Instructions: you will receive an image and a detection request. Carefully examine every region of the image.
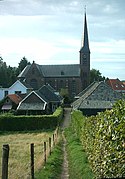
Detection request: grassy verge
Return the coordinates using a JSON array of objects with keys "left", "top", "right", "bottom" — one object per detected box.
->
[
  {"left": 35, "top": 139, "right": 63, "bottom": 179},
  {"left": 65, "top": 127, "right": 95, "bottom": 179}
]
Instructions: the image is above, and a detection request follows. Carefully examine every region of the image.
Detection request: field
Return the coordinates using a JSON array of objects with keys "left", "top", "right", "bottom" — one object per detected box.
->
[{"left": 0, "top": 130, "right": 54, "bottom": 179}]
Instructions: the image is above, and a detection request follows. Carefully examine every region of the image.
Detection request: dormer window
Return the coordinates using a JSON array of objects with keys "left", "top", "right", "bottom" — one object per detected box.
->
[
  {"left": 61, "top": 71, "right": 64, "bottom": 75},
  {"left": 115, "top": 84, "right": 118, "bottom": 88}
]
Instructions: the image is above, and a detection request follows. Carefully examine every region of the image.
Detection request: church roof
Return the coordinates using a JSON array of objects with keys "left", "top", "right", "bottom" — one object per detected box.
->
[
  {"left": 18, "top": 64, "right": 80, "bottom": 78},
  {"left": 38, "top": 64, "right": 80, "bottom": 77}
]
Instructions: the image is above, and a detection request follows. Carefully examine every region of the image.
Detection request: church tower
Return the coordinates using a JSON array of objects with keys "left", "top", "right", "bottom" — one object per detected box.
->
[{"left": 80, "top": 10, "right": 90, "bottom": 89}]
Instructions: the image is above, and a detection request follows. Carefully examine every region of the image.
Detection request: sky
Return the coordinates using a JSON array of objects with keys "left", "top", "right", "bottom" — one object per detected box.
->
[{"left": 0, "top": 0, "right": 125, "bottom": 80}]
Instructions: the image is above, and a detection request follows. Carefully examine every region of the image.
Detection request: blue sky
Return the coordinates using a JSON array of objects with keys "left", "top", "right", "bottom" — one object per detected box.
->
[{"left": 0, "top": 0, "right": 125, "bottom": 80}]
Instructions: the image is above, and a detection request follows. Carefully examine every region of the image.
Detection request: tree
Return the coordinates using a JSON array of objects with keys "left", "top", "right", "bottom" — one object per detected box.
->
[
  {"left": 60, "top": 88, "right": 72, "bottom": 104},
  {"left": 90, "top": 68, "right": 105, "bottom": 83},
  {"left": 18, "top": 56, "right": 31, "bottom": 73}
]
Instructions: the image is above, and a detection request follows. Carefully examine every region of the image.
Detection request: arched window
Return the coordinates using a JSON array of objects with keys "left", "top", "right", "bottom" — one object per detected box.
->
[
  {"left": 30, "top": 79, "right": 38, "bottom": 89},
  {"left": 60, "top": 80, "right": 64, "bottom": 88}
]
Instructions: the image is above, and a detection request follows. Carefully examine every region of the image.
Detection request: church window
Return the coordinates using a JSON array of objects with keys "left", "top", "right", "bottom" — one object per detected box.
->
[
  {"left": 32, "top": 68, "right": 35, "bottom": 74},
  {"left": 30, "top": 79, "right": 38, "bottom": 89},
  {"left": 66, "top": 80, "right": 68, "bottom": 88},
  {"left": 72, "top": 80, "right": 76, "bottom": 92},
  {"left": 60, "top": 80, "right": 64, "bottom": 88}
]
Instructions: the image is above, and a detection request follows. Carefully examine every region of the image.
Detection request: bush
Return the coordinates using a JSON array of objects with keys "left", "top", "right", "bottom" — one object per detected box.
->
[
  {"left": 71, "top": 100, "right": 125, "bottom": 178},
  {"left": 0, "top": 107, "right": 63, "bottom": 131}
]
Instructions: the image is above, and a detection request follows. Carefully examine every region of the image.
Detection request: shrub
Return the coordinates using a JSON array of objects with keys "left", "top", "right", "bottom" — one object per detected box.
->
[
  {"left": 0, "top": 107, "right": 63, "bottom": 131},
  {"left": 71, "top": 100, "right": 125, "bottom": 178}
]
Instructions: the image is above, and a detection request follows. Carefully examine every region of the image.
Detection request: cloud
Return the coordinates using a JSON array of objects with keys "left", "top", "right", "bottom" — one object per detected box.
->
[{"left": 0, "top": 0, "right": 124, "bottom": 80}]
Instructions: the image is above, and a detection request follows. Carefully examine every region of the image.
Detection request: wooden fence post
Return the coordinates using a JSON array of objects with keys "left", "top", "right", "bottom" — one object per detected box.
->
[
  {"left": 30, "top": 143, "right": 34, "bottom": 179},
  {"left": 53, "top": 134, "right": 55, "bottom": 146},
  {"left": 2, "top": 144, "right": 9, "bottom": 179},
  {"left": 49, "top": 137, "right": 51, "bottom": 155},
  {"left": 44, "top": 142, "right": 47, "bottom": 164}
]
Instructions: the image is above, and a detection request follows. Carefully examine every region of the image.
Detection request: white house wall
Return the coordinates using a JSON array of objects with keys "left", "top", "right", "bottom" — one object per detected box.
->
[
  {"left": 0, "top": 88, "right": 8, "bottom": 101},
  {"left": 0, "top": 80, "right": 28, "bottom": 101},
  {"left": 9, "top": 81, "right": 27, "bottom": 94}
]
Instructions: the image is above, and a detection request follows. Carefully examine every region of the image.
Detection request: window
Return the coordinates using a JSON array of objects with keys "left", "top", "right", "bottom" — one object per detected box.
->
[
  {"left": 32, "top": 68, "right": 35, "bottom": 74},
  {"left": 61, "top": 71, "right": 64, "bottom": 75},
  {"left": 72, "top": 80, "right": 76, "bottom": 92},
  {"left": 4, "top": 91, "right": 8, "bottom": 97},
  {"left": 60, "top": 80, "right": 64, "bottom": 88},
  {"left": 30, "top": 79, "right": 38, "bottom": 89},
  {"left": 15, "top": 91, "right": 21, "bottom": 94}
]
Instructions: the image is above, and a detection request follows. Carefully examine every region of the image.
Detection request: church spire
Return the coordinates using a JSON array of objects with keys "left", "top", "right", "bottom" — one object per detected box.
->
[{"left": 80, "top": 8, "right": 90, "bottom": 53}]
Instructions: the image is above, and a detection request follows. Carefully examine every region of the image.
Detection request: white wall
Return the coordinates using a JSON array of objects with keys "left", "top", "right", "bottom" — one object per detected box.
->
[
  {"left": 0, "top": 80, "right": 27, "bottom": 101},
  {"left": 9, "top": 81, "right": 27, "bottom": 94},
  {"left": 0, "top": 88, "right": 8, "bottom": 101}
]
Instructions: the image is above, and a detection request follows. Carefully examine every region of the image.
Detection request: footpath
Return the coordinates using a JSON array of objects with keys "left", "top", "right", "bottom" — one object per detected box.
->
[{"left": 60, "top": 108, "right": 71, "bottom": 179}]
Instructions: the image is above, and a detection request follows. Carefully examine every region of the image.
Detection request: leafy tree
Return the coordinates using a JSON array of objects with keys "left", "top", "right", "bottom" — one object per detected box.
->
[
  {"left": 18, "top": 56, "right": 31, "bottom": 73},
  {"left": 60, "top": 88, "right": 72, "bottom": 104},
  {"left": 90, "top": 68, "right": 105, "bottom": 83}
]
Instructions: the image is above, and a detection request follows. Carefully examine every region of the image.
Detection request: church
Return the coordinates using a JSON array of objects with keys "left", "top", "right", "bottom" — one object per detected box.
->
[{"left": 18, "top": 12, "right": 90, "bottom": 98}]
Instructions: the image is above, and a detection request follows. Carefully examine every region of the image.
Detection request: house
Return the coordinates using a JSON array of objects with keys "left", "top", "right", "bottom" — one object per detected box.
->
[
  {"left": 72, "top": 81, "right": 125, "bottom": 116},
  {"left": 2, "top": 94, "right": 23, "bottom": 111},
  {"left": 0, "top": 80, "right": 33, "bottom": 101},
  {"left": 17, "top": 12, "right": 90, "bottom": 98},
  {"left": 106, "top": 79, "right": 125, "bottom": 93},
  {"left": 17, "top": 84, "right": 63, "bottom": 115}
]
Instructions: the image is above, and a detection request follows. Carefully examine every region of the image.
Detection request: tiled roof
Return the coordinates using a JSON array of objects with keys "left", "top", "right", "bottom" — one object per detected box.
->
[
  {"left": 17, "top": 84, "right": 61, "bottom": 111},
  {"left": 106, "top": 79, "right": 125, "bottom": 91},
  {"left": 38, "top": 64, "right": 80, "bottom": 77},
  {"left": 7, "top": 94, "right": 22, "bottom": 104},
  {"left": 72, "top": 81, "right": 125, "bottom": 110},
  {"left": 18, "top": 65, "right": 31, "bottom": 78},
  {"left": 36, "top": 85, "right": 61, "bottom": 102},
  {"left": 18, "top": 64, "right": 80, "bottom": 78}
]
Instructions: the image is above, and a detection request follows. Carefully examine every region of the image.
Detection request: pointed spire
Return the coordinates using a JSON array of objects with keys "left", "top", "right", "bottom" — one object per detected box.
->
[{"left": 80, "top": 7, "right": 90, "bottom": 53}]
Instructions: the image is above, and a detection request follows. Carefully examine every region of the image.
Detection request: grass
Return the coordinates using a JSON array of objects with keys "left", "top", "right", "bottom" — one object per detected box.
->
[
  {"left": 65, "top": 127, "right": 95, "bottom": 179},
  {"left": 0, "top": 130, "right": 54, "bottom": 179},
  {"left": 35, "top": 139, "right": 63, "bottom": 179}
]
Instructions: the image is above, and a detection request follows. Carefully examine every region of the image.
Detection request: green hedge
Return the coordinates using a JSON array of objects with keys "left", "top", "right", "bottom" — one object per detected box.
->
[
  {"left": 71, "top": 100, "right": 125, "bottom": 178},
  {"left": 0, "top": 107, "right": 63, "bottom": 131}
]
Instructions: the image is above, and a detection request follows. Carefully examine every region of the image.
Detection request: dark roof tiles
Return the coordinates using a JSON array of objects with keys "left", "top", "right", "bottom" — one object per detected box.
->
[{"left": 18, "top": 64, "right": 80, "bottom": 78}]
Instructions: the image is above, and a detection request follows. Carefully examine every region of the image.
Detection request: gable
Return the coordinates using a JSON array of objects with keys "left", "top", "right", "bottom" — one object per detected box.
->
[
  {"left": 22, "top": 92, "right": 45, "bottom": 103},
  {"left": 17, "top": 91, "right": 46, "bottom": 111},
  {"left": 9, "top": 80, "right": 27, "bottom": 94}
]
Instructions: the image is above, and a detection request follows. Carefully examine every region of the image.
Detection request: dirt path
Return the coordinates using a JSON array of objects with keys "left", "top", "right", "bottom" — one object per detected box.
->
[{"left": 60, "top": 108, "right": 71, "bottom": 179}]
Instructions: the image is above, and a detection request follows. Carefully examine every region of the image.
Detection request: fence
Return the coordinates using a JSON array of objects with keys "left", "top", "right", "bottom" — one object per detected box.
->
[{"left": 1, "top": 128, "right": 59, "bottom": 179}]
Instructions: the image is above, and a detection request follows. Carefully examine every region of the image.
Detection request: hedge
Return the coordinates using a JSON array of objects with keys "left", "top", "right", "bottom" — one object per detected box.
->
[
  {"left": 0, "top": 107, "right": 63, "bottom": 131},
  {"left": 71, "top": 100, "right": 125, "bottom": 178}
]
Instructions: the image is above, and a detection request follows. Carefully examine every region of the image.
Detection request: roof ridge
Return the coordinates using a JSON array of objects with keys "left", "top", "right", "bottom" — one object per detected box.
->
[{"left": 75, "top": 81, "right": 100, "bottom": 109}]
